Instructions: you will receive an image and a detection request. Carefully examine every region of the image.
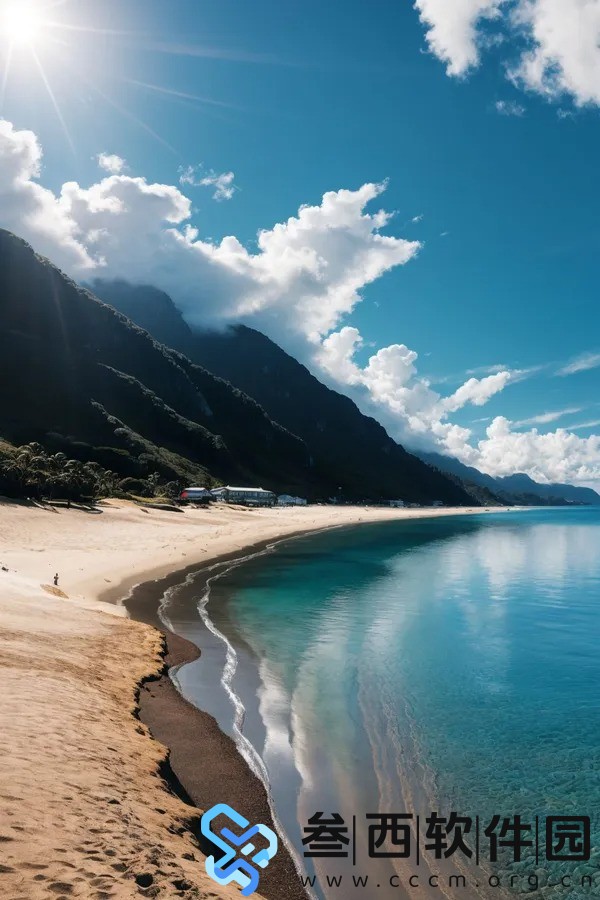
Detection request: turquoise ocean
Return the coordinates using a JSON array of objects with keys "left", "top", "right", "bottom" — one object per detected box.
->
[{"left": 165, "top": 509, "right": 600, "bottom": 899}]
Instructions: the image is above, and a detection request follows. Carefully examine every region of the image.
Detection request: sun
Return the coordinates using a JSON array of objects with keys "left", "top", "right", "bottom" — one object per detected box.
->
[{"left": 2, "top": 3, "right": 43, "bottom": 45}]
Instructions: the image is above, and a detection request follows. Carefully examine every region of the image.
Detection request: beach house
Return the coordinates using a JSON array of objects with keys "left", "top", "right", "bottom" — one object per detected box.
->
[
  {"left": 210, "top": 486, "right": 277, "bottom": 506},
  {"left": 277, "top": 494, "right": 308, "bottom": 506}
]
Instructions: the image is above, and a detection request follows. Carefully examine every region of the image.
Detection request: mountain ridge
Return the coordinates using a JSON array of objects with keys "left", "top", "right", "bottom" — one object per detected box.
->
[
  {"left": 1, "top": 230, "right": 473, "bottom": 504},
  {"left": 417, "top": 450, "right": 600, "bottom": 506},
  {"left": 93, "top": 279, "right": 599, "bottom": 507},
  {"left": 89, "top": 278, "right": 478, "bottom": 506},
  {"left": 0, "top": 230, "right": 315, "bottom": 494}
]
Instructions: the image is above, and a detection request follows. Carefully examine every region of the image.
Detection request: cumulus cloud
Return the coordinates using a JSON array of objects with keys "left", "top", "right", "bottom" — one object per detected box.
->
[
  {"left": 0, "top": 120, "right": 94, "bottom": 269},
  {"left": 2, "top": 119, "right": 599, "bottom": 488},
  {"left": 415, "top": 0, "right": 600, "bottom": 107},
  {"left": 0, "top": 120, "right": 419, "bottom": 346},
  {"left": 317, "top": 326, "right": 514, "bottom": 447},
  {"left": 414, "top": 0, "right": 507, "bottom": 76},
  {"left": 557, "top": 351, "right": 600, "bottom": 376},
  {"left": 317, "top": 327, "right": 600, "bottom": 487},
  {"left": 510, "top": 0, "right": 600, "bottom": 106},
  {"left": 97, "top": 153, "right": 127, "bottom": 174},
  {"left": 179, "top": 165, "right": 237, "bottom": 201},
  {"left": 443, "top": 372, "right": 513, "bottom": 411},
  {"left": 470, "top": 417, "right": 600, "bottom": 484}
]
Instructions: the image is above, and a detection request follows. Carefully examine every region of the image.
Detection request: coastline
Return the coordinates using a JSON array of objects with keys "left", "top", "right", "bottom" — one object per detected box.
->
[
  {"left": 124, "top": 543, "right": 317, "bottom": 900},
  {"left": 120, "top": 506, "right": 509, "bottom": 900},
  {"left": 0, "top": 499, "right": 506, "bottom": 899}
]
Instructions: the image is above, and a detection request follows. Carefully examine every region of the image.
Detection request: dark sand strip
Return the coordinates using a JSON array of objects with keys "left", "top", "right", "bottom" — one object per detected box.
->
[{"left": 127, "top": 547, "right": 310, "bottom": 900}]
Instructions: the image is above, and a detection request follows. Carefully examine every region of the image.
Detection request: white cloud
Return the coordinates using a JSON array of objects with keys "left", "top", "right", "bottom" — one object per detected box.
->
[
  {"left": 510, "top": 0, "right": 600, "bottom": 106},
  {"left": 0, "top": 120, "right": 94, "bottom": 269},
  {"left": 0, "top": 120, "right": 419, "bottom": 346},
  {"left": 443, "top": 371, "right": 513, "bottom": 411},
  {"left": 180, "top": 165, "right": 237, "bottom": 200},
  {"left": 411, "top": 213, "right": 424, "bottom": 223},
  {"left": 415, "top": 0, "right": 600, "bottom": 107},
  {"left": 571, "top": 419, "right": 600, "bottom": 430},
  {"left": 317, "top": 326, "right": 514, "bottom": 447},
  {"left": 3, "top": 119, "right": 599, "bottom": 489},
  {"left": 317, "top": 328, "right": 600, "bottom": 487},
  {"left": 469, "top": 417, "right": 600, "bottom": 485},
  {"left": 466, "top": 362, "right": 509, "bottom": 376},
  {"left": 458, "top": 361, "right": 541, "bottom": 384},
  {"left": 495, "top": 99, "right": 526, "bottom": 116},
  {"left": 97, "top": 153, "right": 127, "bottom": 174},
  {"left": 513, "top": 406, "right": 582, "bottom": 427},
  {"left": 557, "top": 351, "right": 600, "bottom": 376},
  {"left": 414, "top": 0, "right": 507, "bottom": 76}
]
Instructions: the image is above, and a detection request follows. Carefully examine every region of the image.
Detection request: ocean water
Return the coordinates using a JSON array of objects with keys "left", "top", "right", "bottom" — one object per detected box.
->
[{"left": 168, "top": 509, "right": 600, "bottom": 899}]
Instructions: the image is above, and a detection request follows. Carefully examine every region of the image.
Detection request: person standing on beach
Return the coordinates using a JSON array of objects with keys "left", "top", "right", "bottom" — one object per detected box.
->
[{"left": 53, "top": 573, "right": 59, "bottom": 586}]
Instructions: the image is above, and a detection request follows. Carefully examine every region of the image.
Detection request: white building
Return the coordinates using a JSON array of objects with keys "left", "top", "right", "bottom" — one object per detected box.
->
[
  {"left": 277, "top": 494, "right": 308, "bottom": 506},
  {"left": 210, "top": 486, "right": 277, "bottom": 506},
  {"left": 389, "top": 500, "right": 405, "bottom": 508}
]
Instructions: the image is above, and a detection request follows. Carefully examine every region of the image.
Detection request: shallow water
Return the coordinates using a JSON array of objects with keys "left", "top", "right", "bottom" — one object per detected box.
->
[{"left": 168, "top": 509, "right": 600, "bottom": 899}]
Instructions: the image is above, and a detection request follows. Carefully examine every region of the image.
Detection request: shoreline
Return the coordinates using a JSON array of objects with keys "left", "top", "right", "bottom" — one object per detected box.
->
[
  {"left": 98, "top": 504, "right": 503, "bottom": 611},
  {"left": 121, "top": 508, "right": 510, "bottom": 900},
  {"left": 124, "top": 535, "right": 322, "bottom": 900},
  {"left": 0, "top": 500, "right": 509, "bottom": 899}
]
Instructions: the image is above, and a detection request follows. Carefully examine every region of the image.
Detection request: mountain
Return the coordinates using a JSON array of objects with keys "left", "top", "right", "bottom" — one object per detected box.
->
[
  {"left": 417, "top": 450, "right": 600, "bottom": 506},
  {"left": 89, "top": 279, "right": 476, "bottom": 506},
  {"left": 0, "top": 230, "right": 315, "bottom": 494},
  {"left": 495, "top": 473, "right": 600, "bottom": 505}
]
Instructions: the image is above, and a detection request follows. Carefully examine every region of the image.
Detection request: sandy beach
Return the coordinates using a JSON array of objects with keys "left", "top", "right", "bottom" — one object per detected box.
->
[{"left": 0, "top": 499, "right": 497, "bottom": 899}]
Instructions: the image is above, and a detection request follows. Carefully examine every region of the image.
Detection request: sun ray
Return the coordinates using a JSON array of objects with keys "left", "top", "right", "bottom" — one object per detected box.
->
[
  {"left": 126, "top": 78, "right": 237, "bottom": 109},
  {"left": 1, "top": 40, "right": 13, "bottom": 110},
  {"left": 45, "top": 35, "right": 70, "bottom": 48},
  {"left": 0, "top": 0, "right": 256, "bottom": 155},
  {"left": 31, "top": 45, "right": 75, "bottom": 154},
  {"left": 81, "top": 75, "right": 179, "bottom": 157},
  {"left": 94, "top": 88, "right": 178, "bottom": 156},
  {"left": 130, "top": 39, "right": 290, "bottom": 67},
  {"left": 122, "top": 78, "right": 241, "bottom": 128},
  {"left": 45, "top": 21, "right": 138, "bottom": 37}
]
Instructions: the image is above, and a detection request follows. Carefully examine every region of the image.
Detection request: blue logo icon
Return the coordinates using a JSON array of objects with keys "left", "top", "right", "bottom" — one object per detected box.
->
[{"left": 201, "top": 802, "right": 279, "bottom": 896}]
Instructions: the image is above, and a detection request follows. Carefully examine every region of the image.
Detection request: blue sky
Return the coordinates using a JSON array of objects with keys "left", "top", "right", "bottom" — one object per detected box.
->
[{"left": 2, "top": 0, "right": 600, "bottom": 485}]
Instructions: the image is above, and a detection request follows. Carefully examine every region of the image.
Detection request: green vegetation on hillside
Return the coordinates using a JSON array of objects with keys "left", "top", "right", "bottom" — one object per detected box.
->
[
  {"left": 91, "top": 279, "right": 478, "bottom": 506},
  {"left": 0, "top": 440, "right": 189, "bottom": 503},
  {"left": 0, "top": 230, "right": 312, "bottom": 496}
]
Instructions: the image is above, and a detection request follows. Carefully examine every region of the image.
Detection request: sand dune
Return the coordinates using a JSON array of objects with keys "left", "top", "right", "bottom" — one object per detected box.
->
[{"left": 0, "top": 499, "right": 494, "bottom": 898}]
